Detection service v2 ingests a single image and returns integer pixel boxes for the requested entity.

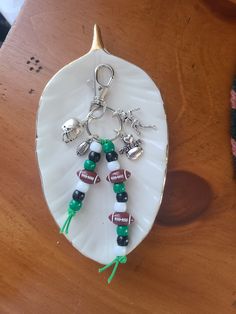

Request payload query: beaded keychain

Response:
[59,62,155,282]
[59,64,134,281]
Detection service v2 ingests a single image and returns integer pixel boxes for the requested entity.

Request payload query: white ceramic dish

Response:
[36,27,168,265]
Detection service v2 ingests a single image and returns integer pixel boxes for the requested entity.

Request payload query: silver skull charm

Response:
[62,118,83,143]
[119,134,143,160]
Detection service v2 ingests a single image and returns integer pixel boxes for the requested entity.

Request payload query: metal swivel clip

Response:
[89,64,114,119]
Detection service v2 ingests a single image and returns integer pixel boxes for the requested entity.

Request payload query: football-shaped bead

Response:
[106,169,131,183]
[77,169,101,184]
[108,212,134,225]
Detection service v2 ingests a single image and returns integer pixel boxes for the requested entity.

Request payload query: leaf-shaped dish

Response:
[36,25,168,265]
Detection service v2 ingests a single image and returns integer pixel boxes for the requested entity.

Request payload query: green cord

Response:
[99,256,127,284]
[60,207,77,234]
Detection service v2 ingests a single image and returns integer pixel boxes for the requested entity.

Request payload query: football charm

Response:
[77,169,101,184]
[109,212,134,226]
[106,169,131,183]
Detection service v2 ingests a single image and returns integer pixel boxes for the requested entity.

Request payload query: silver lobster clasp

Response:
[89,64,114,120]
[94,64,114,105]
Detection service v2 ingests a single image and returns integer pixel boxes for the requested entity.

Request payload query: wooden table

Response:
[0,0,236,313]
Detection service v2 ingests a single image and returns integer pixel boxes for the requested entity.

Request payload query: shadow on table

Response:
[157,170,213,226]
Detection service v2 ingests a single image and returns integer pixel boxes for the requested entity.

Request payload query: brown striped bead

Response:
[77,169,101,184]
[106,169,131,183]
[108,212,134,226]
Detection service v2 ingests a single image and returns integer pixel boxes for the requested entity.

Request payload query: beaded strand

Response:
[99,139,134,283]
[60,141,102,234]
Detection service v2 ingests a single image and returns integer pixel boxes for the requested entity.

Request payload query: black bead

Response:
[72,190,85,201]
[117,235,129,246]
[116,192,128,202]
[106,151,118,162]
[89,151,101,163]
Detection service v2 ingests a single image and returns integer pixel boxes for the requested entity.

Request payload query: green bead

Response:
[69,199,82,211]
[117,225,128,236]
[102,140,115,153]
[113,183,126,193]
[84,159,96,171]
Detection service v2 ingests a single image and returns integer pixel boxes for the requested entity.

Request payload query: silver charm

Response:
[114,108,157,135]
[119,134,143,160]
[62,118,84,143]
[127,146,143,160]
[76,139,92,156]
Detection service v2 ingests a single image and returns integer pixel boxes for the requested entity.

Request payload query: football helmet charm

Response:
[62,118,83,143]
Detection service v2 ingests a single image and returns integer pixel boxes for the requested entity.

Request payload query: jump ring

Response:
[85,106,123,142]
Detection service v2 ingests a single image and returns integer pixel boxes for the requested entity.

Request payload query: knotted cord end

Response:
[99,255,127,284]
[60,207,77,234]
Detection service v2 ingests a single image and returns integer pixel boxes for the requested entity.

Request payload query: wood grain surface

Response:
[0,0,236,313]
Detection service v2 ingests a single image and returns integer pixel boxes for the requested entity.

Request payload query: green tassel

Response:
[99,256,127,284]
[60,207,77,234]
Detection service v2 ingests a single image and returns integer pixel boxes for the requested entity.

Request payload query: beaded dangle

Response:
[60,141,102,234]
[60,138,134,283]
[98,139,134,283]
